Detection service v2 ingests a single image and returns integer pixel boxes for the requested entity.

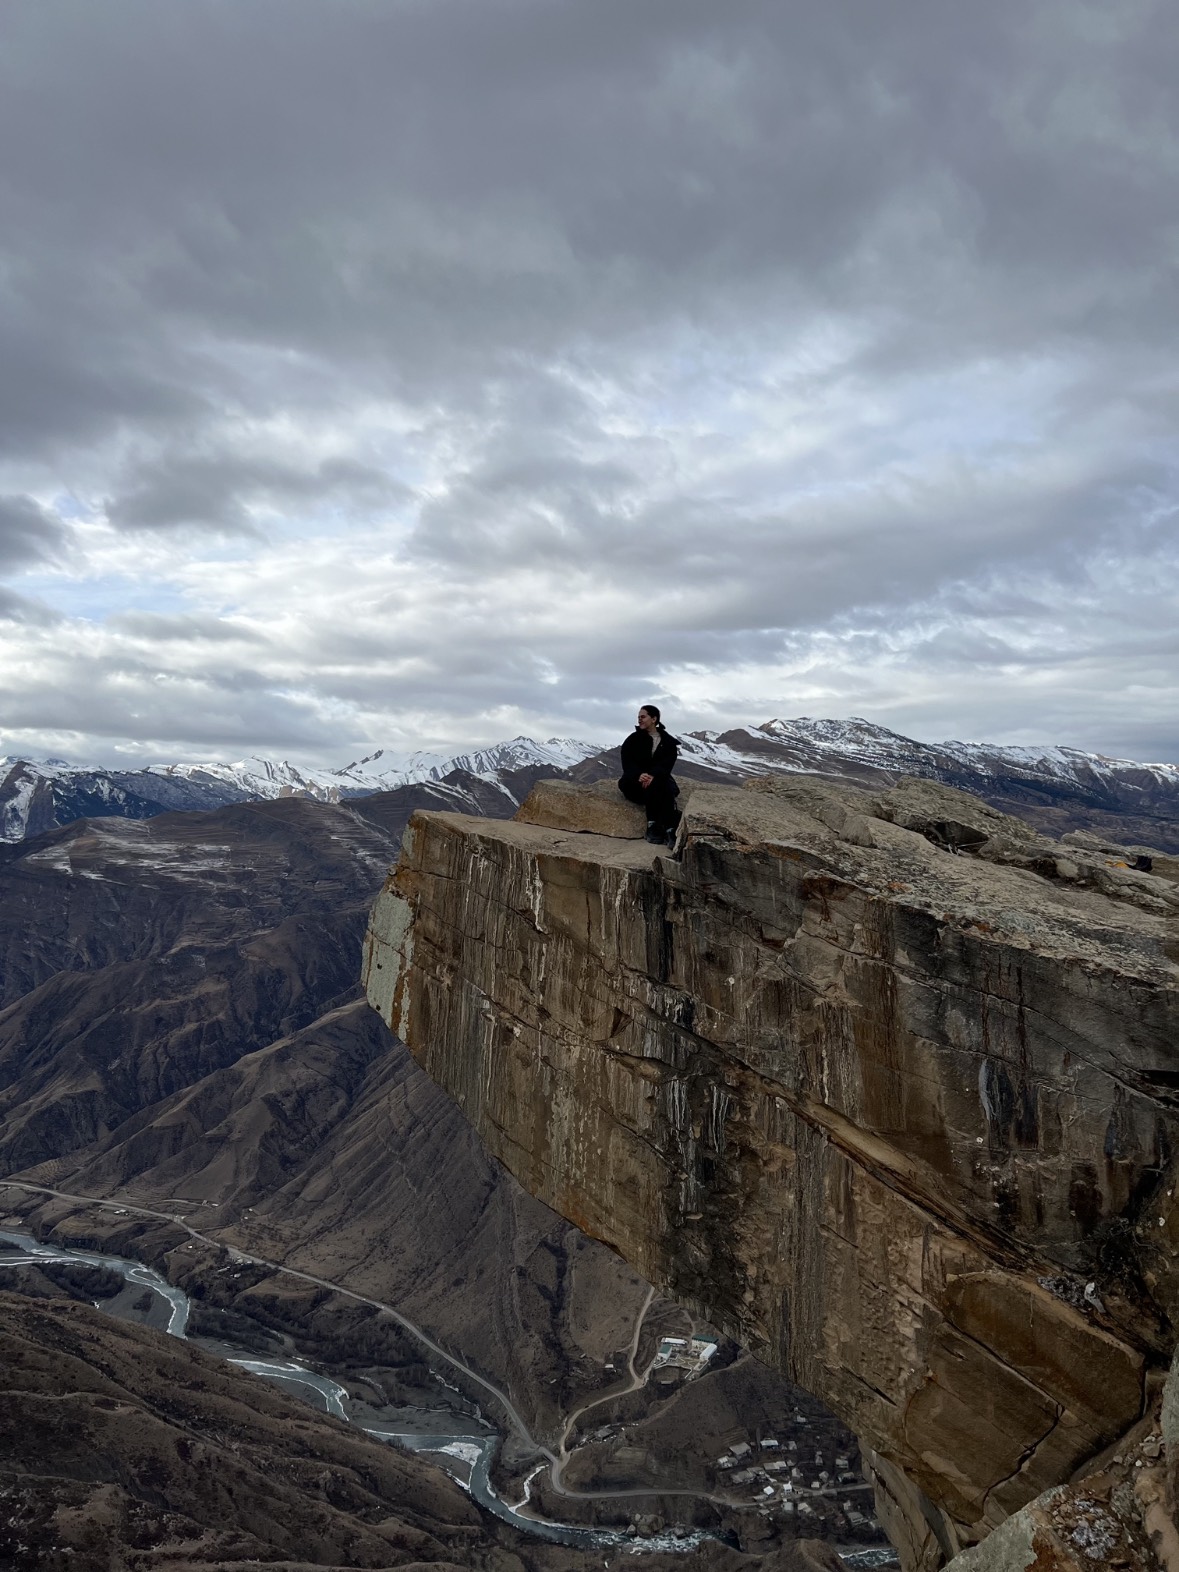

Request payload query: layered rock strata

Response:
[365,776,1179,1568]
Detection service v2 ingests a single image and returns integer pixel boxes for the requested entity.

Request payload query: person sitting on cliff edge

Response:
[619,705,681,847]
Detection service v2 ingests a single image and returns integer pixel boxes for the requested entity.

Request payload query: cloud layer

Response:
[2,0,1177,765]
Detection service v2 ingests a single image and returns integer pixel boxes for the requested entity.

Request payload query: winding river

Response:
[0,1230,701,1552]
[0,1229,895,1565]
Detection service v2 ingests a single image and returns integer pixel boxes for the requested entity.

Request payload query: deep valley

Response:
[0,783,887,1570]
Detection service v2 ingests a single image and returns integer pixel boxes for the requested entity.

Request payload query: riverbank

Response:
[0,1181,898,1564]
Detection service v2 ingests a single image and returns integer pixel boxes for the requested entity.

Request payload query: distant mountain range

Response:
[0,736,602,843]
[4,717,1179,849]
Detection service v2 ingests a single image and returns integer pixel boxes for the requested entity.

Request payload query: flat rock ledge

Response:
[515,776,698,838]
[364,775,1179,1571]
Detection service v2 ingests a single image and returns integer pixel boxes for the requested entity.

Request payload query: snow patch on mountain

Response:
[153,756,350,802]
[0,763,39,843]
[676,732,774,775]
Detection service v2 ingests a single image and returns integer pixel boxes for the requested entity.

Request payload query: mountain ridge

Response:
[4,718,1178,847]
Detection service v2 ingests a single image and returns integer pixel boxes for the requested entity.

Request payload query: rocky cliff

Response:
[365,775,1179,1569]
[3,788,878,1562]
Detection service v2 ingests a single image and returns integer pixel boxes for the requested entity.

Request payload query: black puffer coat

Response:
[619,727,679,790]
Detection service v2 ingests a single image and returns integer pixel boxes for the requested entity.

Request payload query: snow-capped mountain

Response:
[149,737,604,804]
[0,756,244,844]
[0,737,604,842]
[3,721,1177,848]
[332,736,603,791]
[705,717,1179,804]
[726,717,1179,794]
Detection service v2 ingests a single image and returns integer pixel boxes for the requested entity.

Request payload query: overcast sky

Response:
[1,0,1176,767]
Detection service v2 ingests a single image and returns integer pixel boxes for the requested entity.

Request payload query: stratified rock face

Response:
[365,776,1179,1565]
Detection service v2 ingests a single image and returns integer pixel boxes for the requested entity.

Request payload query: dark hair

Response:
[637,704,678,743]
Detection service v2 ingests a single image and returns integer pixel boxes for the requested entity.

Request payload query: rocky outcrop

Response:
[365,776,1179,1568]
[941,1346,1179,1571]
[516,777,652,837]
[516,778,700,839]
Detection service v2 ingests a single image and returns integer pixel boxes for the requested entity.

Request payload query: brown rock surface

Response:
[365,776,1179,1566]
[516,779,697,839]
[516,778,650,838]
[932,1345,1177,1572]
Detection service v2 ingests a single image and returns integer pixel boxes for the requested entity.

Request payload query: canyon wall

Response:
[365,776,1179,1568]
[3,789,877,1569]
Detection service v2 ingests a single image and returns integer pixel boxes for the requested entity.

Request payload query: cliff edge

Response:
[364,775,1179,1569]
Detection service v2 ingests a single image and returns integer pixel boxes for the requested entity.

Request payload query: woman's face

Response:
[637,708,656,731]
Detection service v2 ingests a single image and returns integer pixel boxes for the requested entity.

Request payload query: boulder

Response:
[515,778,649,838]
[940,1349,1179,1570]
[514,776,695,839]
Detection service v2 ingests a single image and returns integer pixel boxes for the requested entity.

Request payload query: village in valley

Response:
[715,1425,876,1531]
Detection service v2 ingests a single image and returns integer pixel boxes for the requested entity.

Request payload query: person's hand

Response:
[639,772,653,787]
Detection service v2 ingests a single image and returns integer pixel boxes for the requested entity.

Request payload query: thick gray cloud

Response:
[0,0,1176,765]
[0,496,70,570]
[0,586,60,627]
[108,451,405,533]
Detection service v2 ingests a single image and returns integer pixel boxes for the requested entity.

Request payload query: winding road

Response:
[1,1181,550,1455]
[0,1180,745,1511]
[2,1178,893,1565]
[554,1283,657,1481]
